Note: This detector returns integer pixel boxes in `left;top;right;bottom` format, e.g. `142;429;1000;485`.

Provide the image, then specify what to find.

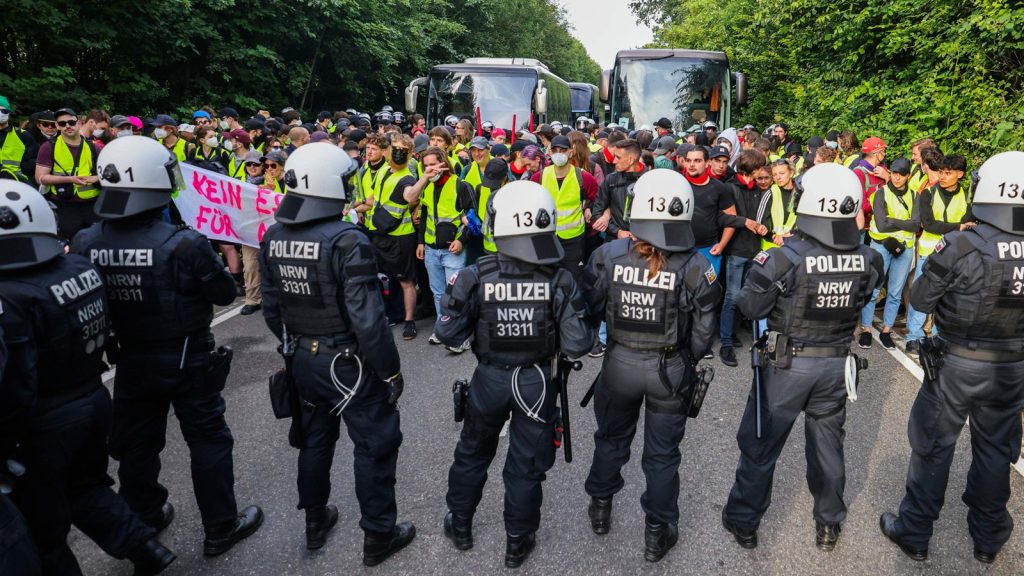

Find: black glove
386;373;404;405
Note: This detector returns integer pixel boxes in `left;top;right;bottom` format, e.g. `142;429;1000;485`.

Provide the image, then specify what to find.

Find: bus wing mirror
405;77;427;113
535;79;548;115
600;69;611;103
735;73;748;106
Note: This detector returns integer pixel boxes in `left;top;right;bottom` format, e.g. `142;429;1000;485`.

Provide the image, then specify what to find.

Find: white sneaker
447;338;471;354
428;333;441;345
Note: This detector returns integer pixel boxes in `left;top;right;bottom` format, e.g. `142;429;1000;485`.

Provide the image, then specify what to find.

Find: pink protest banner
173;164;284;247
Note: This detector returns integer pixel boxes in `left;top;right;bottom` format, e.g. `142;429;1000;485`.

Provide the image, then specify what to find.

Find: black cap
481;158;508;190
218;107;239;119
490;143;509;157
54;107;77;119
549;135;571;150
347;128;367;142
318;110;332;120
596;131;609;139
825;130;840;141
510;140;529;154
655;117;673;130
33;110;56;122
890;157;912;175
244;118;265;131
152;114;177;127
709;146;730;159
807;136;825;150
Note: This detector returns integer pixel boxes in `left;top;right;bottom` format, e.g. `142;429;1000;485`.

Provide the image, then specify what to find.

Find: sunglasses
195;118;211;125
270;145;283;150
245;162;261;168
0;108;10;114
57;119;78;127
263;162;279;169
38;121;56;128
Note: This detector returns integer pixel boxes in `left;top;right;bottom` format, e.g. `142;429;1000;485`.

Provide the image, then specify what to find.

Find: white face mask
117;129;133;138
205;136;220;148
551;153;569;167
153;128;168;139
0;112;10;125
92;128;105;138
219;120;230;130
428;174;441;183
223;140;236;151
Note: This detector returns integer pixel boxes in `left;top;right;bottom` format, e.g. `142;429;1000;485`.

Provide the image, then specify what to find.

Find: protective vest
422;176;463;247
540;165;585;239
188;145;223;164
358;161;389;231
868;184;916;247
161;137;189;162
476;183;497;252
0;255;110;398
474;255;559;365
0;128;28;182
761;184;798;250
77;221;213;342
227;154;247;180
263;219;357;338
462;157;489;189
909;163;929;194
49;137;98;199
375;166;416;236
767;239;874;343
447;150;464;175
918;184;969;257
604;240;686;350
933;227;1024;341
842;153;861;168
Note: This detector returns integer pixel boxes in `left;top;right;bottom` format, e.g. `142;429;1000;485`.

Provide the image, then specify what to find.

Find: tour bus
600;49;747;132
569;82;603;125
404;58;571;134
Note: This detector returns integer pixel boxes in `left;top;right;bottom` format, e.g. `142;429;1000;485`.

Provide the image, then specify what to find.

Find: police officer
72;136;263;557
0;181;175;575
880;151;1024;564
259;143;415;565
722;163;883;552
438;180;593;568
582;169;720;563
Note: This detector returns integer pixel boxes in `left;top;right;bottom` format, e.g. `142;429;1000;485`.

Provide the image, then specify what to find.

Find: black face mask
391;149;408;165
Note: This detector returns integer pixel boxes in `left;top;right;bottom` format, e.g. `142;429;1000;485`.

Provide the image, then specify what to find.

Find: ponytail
631;240;667;277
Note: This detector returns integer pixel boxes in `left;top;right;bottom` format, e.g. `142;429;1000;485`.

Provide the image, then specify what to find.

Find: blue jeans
859;242;914;329
424;246;466;317
719;255;751;347
905;257;928;342
698;246;723;279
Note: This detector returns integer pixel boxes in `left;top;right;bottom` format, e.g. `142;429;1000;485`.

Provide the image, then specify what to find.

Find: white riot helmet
575;116;592;130
94;135;184;219
796;162;862;249
0;181;63;270
276;143;357;224
488;180;563;264
628;168;695;252
444;115;459;128
973;151;1024;235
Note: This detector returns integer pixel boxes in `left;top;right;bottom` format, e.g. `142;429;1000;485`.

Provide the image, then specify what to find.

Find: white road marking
872;330;924;382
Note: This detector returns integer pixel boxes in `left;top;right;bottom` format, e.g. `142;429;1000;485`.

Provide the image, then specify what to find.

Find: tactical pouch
268;369;292;419
452;378;470;422
918;337;944;382
435;222;458;247
881;237;906;257
206;345;233;392
687;365;715;418
766;331;792;369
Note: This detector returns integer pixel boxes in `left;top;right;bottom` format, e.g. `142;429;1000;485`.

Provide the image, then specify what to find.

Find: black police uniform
888;224;1024;556
582;238;720;527
0;254;158;575
260;218;405;535
72;216;242;532
723;237;882;533
437;254;593;537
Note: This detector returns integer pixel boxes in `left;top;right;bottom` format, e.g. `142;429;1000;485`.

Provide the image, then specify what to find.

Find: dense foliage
0;0;599;119
631;0;1024;162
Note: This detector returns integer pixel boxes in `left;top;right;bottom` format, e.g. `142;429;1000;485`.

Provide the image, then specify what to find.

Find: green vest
422;176;464;246
918;184;969;257
476;182;497;252
868;184;916;247
359;162;389;231
376;166;416;236
0;128;28;182
228;154;248;180
160;137;189;162
761;184;799;250
50;137;98;199
842;153;861;168
462;157;490;190
909;163;929;194
540;165;584;240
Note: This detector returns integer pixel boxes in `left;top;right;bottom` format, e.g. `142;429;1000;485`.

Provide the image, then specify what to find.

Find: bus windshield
427;71;537;131
570;85;592;113
611;57;728;131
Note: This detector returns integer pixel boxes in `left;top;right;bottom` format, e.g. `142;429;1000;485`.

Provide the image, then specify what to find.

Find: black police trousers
447;361;557;536
111;345;239;529
585;343;690;526
895;353;1024;553
291;346;402;534
0;494;40;576
724;356;848;531
13;386;154;576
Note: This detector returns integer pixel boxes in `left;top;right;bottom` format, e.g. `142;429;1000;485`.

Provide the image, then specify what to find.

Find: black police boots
974;547;999;564
150;502;175;533
443;511;473;550
305;505;339;550
363;522;416;567
588;496;613;535
815;522;841;551
643;520;678;562
722;510;758;549
203;505;264;557
879;512;927;561
130;538;176;575
504;532;536;568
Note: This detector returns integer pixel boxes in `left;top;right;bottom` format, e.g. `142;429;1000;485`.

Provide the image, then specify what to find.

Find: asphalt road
70;304;1024;576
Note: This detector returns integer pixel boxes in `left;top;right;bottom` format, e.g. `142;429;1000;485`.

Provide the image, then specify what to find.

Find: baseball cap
890;157;912;175
703;120;719;130
596;131;609;140
109;114;131;128
318;110;333;121
516;131;537;144
347;128;367;143
469;136;490;150
127;116;143;130
413;134;429;153
510;140;529;154
177;124;195;134
152;114;177;127
655;117;673;130
807;136;825;150
491;143;509;157
193;110;211;120
0;95;10;110
309;131;331;143
481;159;508;190
54;107;77;119
243;150;262;165
861;136;887;154
549;135;571;150
226;129;251;146
244;118;266;131
262;149;288;164
709;146;730;160
218;107;239;119
654;135;677;154
534;123;555;136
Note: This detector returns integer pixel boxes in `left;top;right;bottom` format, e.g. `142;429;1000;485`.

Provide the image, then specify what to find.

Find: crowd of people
1;89;1023;575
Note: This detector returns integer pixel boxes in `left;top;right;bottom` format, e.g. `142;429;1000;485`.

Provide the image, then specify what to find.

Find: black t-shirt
691;179;735;248
388;175;419;205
